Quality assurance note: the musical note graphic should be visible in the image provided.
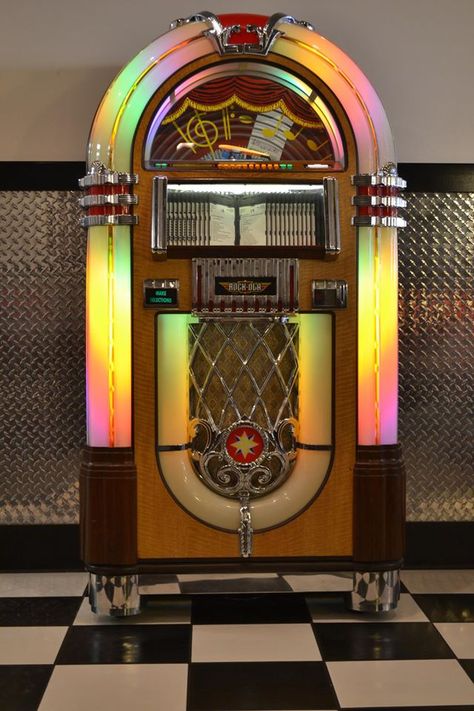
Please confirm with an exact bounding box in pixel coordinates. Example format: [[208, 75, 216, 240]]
[[222, 107, 232, 140], [262, 111, 284, 138], [307, 138, 329, 154], [283, 125, 304, 141], [248, 110, 293, 161]]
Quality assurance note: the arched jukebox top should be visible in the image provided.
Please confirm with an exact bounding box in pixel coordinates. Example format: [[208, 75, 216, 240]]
[[85, 12, 397, 173], [80, 12, 406, 460]]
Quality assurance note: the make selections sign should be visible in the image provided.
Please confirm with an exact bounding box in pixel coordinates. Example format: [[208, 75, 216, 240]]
[[144, 286, 178, 307]]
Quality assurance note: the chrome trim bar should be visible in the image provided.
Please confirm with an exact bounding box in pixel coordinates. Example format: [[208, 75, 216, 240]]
[[352, 174, 407, 189], [352, 162, 406, 189], [151, 175, 168, 255], [323, 177, 340, 253], [352, 195, 407, 208], [352, 215, 407, 228], [79, 171, 138, 188], [80, 214, 138, 228], [79, 194, 138, 207]]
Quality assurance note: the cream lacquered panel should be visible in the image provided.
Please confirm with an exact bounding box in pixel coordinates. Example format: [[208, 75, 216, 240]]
[[156, 313, 333, 531]]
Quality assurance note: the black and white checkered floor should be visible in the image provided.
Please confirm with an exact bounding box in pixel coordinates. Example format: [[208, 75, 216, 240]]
[[0, 570, 473, 710]]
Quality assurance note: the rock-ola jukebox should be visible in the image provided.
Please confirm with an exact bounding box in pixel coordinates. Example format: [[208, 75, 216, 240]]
[[79, 12, 406, 615]]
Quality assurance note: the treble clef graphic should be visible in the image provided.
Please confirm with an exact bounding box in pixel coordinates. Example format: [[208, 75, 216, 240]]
[[186, 110, 219, 157]]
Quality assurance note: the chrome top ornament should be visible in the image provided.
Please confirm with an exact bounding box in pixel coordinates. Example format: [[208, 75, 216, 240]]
[[170, 12, 314, 56]]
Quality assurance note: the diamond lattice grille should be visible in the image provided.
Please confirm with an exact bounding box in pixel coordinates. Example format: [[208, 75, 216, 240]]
[[189, 319, 299, 433]]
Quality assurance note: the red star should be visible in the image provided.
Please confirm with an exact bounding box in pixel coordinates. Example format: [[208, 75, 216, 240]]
[[225, 426, 264, 464]]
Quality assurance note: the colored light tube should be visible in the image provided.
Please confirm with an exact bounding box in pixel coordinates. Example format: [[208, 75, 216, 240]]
[[86, 226, 111, 446], [87, 25, 215, 170], [358, 227, 399, 445], [86, 225, 132, 446], [358, 226, 378, 444], [85, 28, 215, 447], [274, 24, 394, 172], [378, 228, 398, 443], [112, 226, 132, 446]]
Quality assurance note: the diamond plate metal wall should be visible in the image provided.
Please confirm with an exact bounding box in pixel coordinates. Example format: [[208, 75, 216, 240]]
[[1, 190, 472, 524], [400, 193, 474, 521], [0, 192, 85, 524]]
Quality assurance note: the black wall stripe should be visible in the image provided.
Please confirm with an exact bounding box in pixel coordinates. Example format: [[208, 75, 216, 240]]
[[0, 162, 85, 191], [1, 162, 474, 192], [399, 163, 474, 192]]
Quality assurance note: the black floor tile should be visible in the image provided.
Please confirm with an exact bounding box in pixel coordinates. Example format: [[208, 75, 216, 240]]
[[459, 658, 474, 683], [191, 593, 311, 624], [413, 594, 474, 622], [187, 661, 338, 710], [312, 622, 455, 661], [55, 624, 191, 664], [0, 597, 82, 626], [180, 576, 292, 594], [305, 591, 348, 617], [0, 665, 53, 711]]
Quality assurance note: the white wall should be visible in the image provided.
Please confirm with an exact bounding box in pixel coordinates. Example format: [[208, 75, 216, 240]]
[[1, 0, 473, 162]]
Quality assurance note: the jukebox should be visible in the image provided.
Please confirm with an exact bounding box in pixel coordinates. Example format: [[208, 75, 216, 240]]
[[79, 12, 406, 615]]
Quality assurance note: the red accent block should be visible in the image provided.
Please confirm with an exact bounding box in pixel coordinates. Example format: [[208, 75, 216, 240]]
[[218, 13, 269, 44]]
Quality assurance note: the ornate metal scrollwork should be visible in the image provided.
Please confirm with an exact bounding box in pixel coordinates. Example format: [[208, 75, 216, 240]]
[[189, 417, 298, 500], [170, 12, 314, 56]]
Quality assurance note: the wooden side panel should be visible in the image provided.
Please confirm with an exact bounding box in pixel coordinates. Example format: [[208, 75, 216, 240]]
[[80, 447, 137, 567], [131, 53, 358, 560], [353, 445, 406, 565]]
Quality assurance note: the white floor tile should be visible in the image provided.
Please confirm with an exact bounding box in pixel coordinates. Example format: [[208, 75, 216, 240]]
[[192, 623, 321, 662], [308, 593, 429, 623], [0, 572, 88, 597], [0, 627, 67, 664], [435, 622, 474, 658], [283, 572, 353, 593], [38, 664, 188, 711], [73, 597, 191, 625], [401, 569, 474, 593], [327, 659, 474, 708], [177, 573, 278, 582], [140, 581, 181, 594]]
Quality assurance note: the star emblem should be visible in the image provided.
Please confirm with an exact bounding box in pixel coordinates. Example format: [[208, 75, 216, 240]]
[[225, 425, 265, 464]]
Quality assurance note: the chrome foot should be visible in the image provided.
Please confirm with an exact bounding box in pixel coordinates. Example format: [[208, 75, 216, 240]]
[[347, 569, 400, 613], [89, 573, 140, 616]]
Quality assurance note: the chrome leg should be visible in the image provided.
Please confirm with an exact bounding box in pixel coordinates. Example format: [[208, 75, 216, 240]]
[[88, 573, 140, 617], [348, 569, 400, 613]]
